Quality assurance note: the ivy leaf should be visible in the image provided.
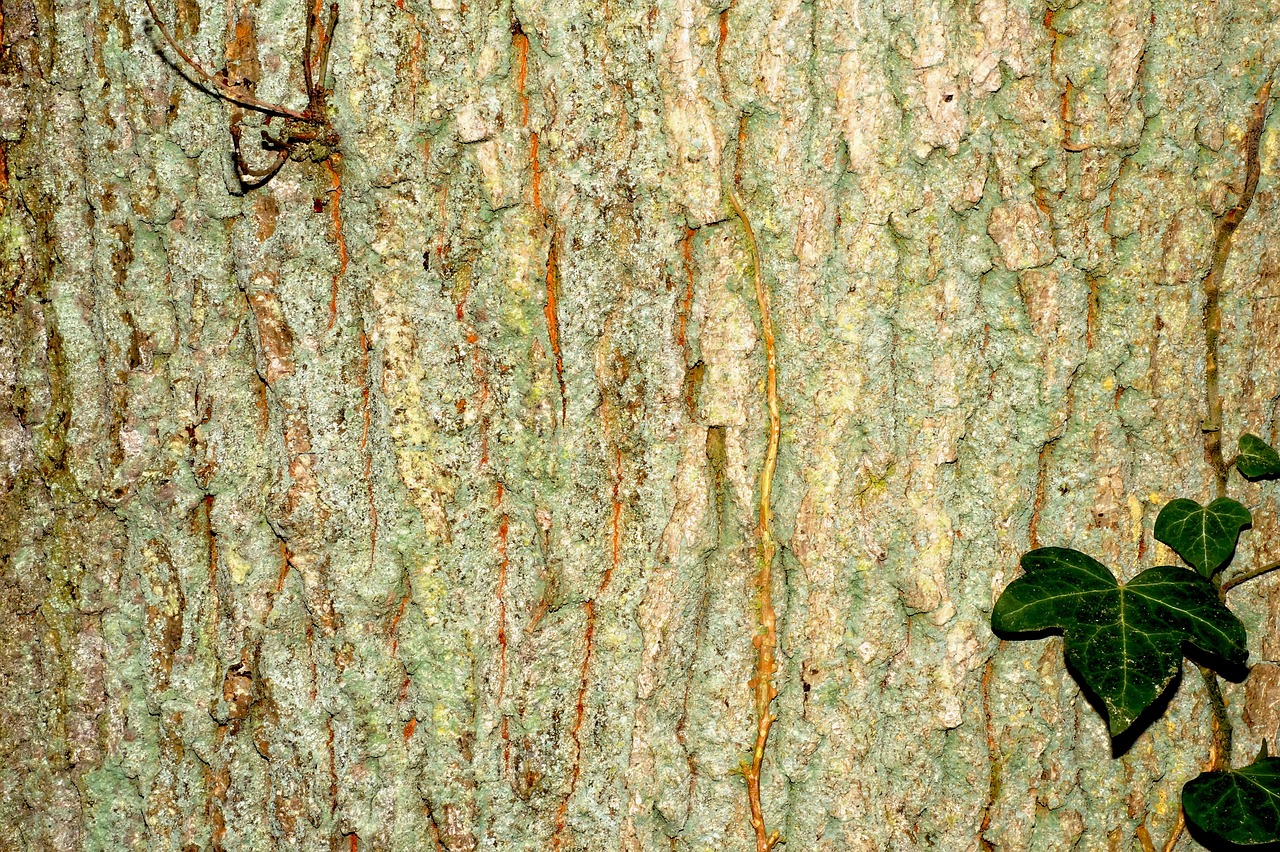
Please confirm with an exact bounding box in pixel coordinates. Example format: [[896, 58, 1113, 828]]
[[991, 548, 1247, 736], [1183, 750, 1280, 846], [1238, 433, 1280, 481], [1154, 497, 1251, 576]]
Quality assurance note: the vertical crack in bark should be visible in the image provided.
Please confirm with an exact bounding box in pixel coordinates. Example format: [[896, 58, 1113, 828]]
[[326, 714, 339, 817], [976, 655, 1001, 851], [677, 227, 696, 354], [528, 117, 567, 426], [728, 185, 783, 851], [552, 451, 623, 850], [359, 331, 377, 572], [543, 230, 567, 426], [1203, 80, 1272, 500], [513, 21, 530, 126], [1084, 272, 1101, 351], [531, 132, 543, 214], [325, 160, 348, 330], [550, 603, 594, 851], [1027, 436, 1058, 551], [496, 484, 511, 774]]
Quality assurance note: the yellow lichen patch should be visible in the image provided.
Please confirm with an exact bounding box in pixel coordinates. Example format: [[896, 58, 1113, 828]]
[[226, 547, 253, 585], [433, 702, 461, 739], [410, 556, 447, 620], [372, 269, 461, 543], [1127, 493, 1144, 553]]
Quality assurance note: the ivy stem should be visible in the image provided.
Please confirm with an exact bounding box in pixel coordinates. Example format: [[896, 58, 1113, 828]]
[[1201, 78, 1272, 498], [1199, 665, 1233, 770], [1193, 79, 1273, 787], [728, 185, 783, 852], [1222, 560, 1280, 593]]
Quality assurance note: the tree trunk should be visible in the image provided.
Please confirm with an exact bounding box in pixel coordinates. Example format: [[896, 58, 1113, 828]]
[[2, 0, 1279, 848]]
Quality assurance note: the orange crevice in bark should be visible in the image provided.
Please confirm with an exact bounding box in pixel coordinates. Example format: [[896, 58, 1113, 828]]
[[552, 452, 624, 850], [530, 132, 543, 215], [551, 597, 595, 852], [325, 159, 348, 329], [544, 231, 567, 425], [606, 463, 622, 593], [1027, 437, 1056, 550], [677, 227, 696, 352], [529, 124, 565, 423], [1043, 8, 1060, 73], [513, 22, 530, 126], [496, 483, 512, 771], [717, 10, 728, 74], [260, 541, 291, 626], [203, 494, 218, 581], [436, 177, 450, 267], [388, 592, 409, 655], [728, 186, 783, 852], [495, 483, 510, 703]]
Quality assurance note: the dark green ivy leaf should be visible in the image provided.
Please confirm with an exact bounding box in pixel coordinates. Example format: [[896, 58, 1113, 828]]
[[1183, 752, 1280, 846], [1154, 497, 1251, 576], [991, 548, 1247, 736], [1238, 433, 1280, 481]]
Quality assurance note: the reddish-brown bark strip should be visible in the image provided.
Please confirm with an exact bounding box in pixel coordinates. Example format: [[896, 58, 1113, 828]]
[[513, 22, 530, 126], [544, 231, 567, 425], [495, 483, 510, 708], [530, 133, 543, 215], [677, 227, 696, 353], [325, 160, 348, 329]]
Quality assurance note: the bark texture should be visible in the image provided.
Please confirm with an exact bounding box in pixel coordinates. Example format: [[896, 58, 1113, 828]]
[[2, 0, 1280, 849]]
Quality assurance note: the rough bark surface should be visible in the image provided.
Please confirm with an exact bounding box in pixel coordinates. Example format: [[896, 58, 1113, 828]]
[[2, 0, 1280, 849]]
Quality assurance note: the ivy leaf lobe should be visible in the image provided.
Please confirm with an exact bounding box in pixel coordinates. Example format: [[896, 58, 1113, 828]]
[[1154, 497, 1251, 577], [1183, 750, 1280, 846], [992, 547, 1246, 736], [1238, 433, 1280, 481]]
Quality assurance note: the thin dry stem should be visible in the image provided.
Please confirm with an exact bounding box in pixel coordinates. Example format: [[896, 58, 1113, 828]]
[[729, 186, 782, 852], [314, 3, 339, 103], [230, 121, 289, 185], [1136, 822, 1157, 852], [143, 0, 311, 119], [1161, 811, 1185, 852]]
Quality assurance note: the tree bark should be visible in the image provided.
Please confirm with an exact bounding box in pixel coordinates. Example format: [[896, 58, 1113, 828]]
[[2, 0, 1279, 849]]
